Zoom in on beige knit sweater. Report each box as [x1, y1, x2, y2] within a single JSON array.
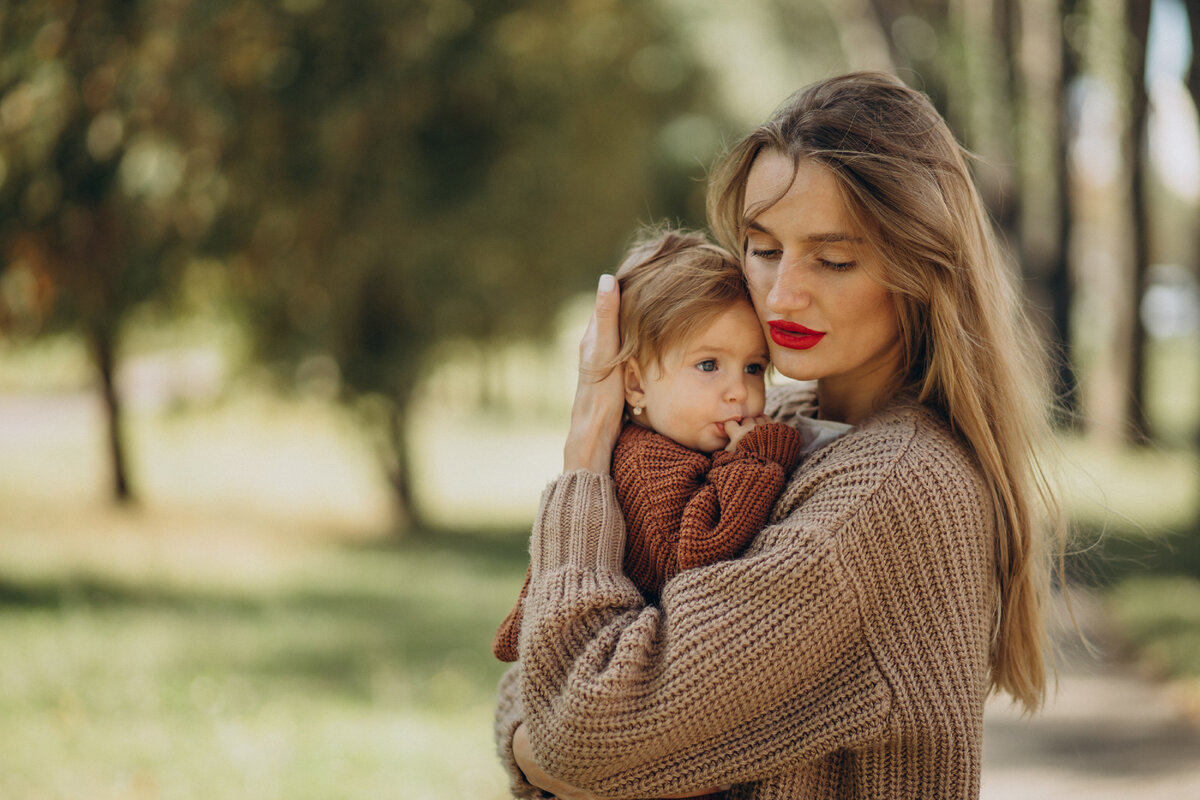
[[494, 388, 996, 799]]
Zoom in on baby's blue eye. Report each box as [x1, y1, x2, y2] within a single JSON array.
[[745, 363, 765, 376], [696, 360, 717, 372]]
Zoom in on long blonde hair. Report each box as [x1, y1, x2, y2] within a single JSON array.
[[708, 72, 1063, 712]]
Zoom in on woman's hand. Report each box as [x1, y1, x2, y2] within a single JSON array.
[[513, 723, 601, 800], [514, 723, 724, 800], [563, 274, 625, 474]]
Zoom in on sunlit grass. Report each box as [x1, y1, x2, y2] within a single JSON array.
[[0, 529, 524, 800], [1108, 575, 1200, 679]]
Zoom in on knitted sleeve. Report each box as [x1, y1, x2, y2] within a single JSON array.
[[518, 466, 892, 797], [613, 427, 711, 596], [676, 422, 803, 571]]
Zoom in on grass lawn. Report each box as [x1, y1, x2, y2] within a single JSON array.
[[0, 374, 536, 799], [0, 508, 527, 799]]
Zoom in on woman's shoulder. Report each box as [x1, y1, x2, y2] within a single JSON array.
[[855, 400, 981, 478], [771, 400, 985, 525]]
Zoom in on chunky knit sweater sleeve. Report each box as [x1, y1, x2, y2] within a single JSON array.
[[500, 402, 996, 799]]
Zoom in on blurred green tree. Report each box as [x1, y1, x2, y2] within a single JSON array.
[[0, 0, 722, 525], [206, 0, 720, 529], [0, 1, 222, 502]]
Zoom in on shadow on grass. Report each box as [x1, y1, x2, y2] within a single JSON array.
[[0, 525, 530, 708], [359, 524, 532, 569], [0, 572, 264, 612]]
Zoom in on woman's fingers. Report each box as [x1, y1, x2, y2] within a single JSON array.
[[579, 273, 620, 371], [514, 723, 602, 800], [591, 273, 620, 359], [564, 274, 625, 474]]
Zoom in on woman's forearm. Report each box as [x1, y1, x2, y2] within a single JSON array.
[[519, 463, 884, 795]]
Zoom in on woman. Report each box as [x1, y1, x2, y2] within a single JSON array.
[[495, 72, 1062, 799]]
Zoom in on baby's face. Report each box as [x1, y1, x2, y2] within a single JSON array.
[[635, 299, 769, 453]]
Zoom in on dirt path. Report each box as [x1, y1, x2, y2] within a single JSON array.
[[981, 590, 1200, 798]]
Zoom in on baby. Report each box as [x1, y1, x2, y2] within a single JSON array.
[[494, 229, 803, 664]]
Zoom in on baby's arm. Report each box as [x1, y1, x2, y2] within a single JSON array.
[[674, 422, 804, 571]]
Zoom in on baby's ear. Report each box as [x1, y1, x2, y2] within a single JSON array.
[[622, 360, 646, 408]]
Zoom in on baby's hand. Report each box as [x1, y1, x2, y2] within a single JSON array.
[[724, 415, 771, 451]]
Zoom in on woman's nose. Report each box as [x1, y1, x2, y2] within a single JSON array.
[[767, 260, 812, 311]]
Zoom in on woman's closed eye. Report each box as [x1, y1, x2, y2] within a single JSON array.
[[820, 258, 857, 271]]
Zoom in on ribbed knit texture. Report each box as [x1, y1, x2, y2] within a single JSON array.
[[493, 421, 803, 661], [494, 388, 996, 799]]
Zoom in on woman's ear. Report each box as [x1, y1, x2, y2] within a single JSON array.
[[623, 360, 646, 411]]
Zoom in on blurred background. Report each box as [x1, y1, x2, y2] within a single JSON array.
[[0, 0, 1197, 797]]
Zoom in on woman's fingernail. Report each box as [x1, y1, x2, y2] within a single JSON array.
[[598, 274, 615, 293]]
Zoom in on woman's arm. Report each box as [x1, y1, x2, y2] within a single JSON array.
[[519, 464, 890, 797], [493, 275, 631, 798], [515, 723, 723, 800]]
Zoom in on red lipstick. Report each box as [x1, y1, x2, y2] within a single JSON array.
[[768, 320, 825, 350]]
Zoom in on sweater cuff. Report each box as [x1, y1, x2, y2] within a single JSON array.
[[530, 470, 626, 576]]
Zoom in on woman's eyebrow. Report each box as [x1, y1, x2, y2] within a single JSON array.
[[807, 232, 864, 244], [745, 221, 863, 244]]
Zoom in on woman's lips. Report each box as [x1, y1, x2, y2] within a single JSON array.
[[768, 320, 825, 350]]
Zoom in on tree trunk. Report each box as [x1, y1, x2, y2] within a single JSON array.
[[1051, 0, 1082, 421], [370, 394, 420, 534], [1184, 0, 1200, 456], [1008, 0, 1079, 423], [813, 0, 897, 73], [1125, 0, 1153, 443], [1187, 0, 1200, 114], [90, 324, 134, 504]]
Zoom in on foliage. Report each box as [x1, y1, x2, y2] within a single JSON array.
[[0, 0, 230, 499], [0, 0, 723, 520], [206, 0, 722, 524]]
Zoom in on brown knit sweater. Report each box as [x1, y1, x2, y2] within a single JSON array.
[[493, 421, 804, 661], [494, 388, 997, 799]]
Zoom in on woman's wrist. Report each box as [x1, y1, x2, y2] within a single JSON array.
[[563, 411, 621, 474]]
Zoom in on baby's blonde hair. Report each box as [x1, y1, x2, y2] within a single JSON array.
[[608, 228, 752, 376]]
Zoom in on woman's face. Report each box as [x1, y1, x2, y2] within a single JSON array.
[[742, 152, 902, 422]]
